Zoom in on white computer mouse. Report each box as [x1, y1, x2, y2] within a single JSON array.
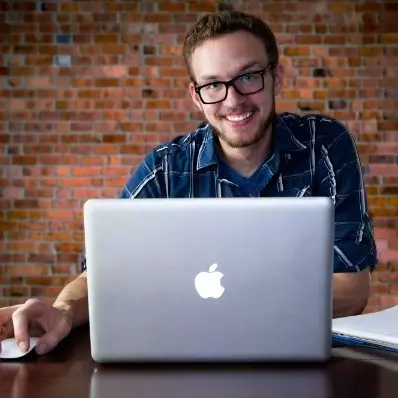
[[0, 337, 39, 359]]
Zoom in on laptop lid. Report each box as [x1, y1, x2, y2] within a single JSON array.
[[84, 197, 334, 363]]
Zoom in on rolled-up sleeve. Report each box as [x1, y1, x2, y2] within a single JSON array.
[[316, 121, 378, 273]]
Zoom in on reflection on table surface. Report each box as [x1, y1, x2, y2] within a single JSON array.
[[90, 366, 328, 398], [1, 326, 398, 398]]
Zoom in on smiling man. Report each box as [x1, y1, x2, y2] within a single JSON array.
[[0, 10, 377, 356]]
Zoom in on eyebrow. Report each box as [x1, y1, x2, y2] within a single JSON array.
[[198, 61, 263, 83]]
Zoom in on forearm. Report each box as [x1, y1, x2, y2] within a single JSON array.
[[52, 272, 89, 329], [332, 269, 370, 318]]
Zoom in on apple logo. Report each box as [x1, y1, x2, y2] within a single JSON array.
[[194, 263, 225, 299]]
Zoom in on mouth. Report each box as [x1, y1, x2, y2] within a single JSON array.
[[225, 112, 253, 122], [223, 111, 255, 126]]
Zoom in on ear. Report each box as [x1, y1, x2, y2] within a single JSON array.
[[189, 82, 203, 112], [273, 63, 284, 97]]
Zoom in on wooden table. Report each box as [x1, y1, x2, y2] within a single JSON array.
[[1, 325, 398, 398]]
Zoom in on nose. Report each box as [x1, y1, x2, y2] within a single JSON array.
[[223, 85, 246, 108]]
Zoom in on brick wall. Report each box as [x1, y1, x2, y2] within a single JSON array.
[[1, 0, 397, 312]]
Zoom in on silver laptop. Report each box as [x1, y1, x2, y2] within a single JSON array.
[[332, 305, 398, 352], [83, 197, 334, 363]]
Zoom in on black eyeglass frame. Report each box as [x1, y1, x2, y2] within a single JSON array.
[[194, 61, 276, 105]]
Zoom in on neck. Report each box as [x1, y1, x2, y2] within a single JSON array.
[[218, 131, 273, 178]]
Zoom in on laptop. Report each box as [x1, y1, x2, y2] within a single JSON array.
[[332, 305, 398, 353], [83, 197, 334, 363]]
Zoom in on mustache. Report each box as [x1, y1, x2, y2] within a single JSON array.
[[216, 107, 258, 118]]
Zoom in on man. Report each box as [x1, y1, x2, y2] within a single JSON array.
[[0, 10, 377, 356]]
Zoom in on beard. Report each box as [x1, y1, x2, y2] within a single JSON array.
[[208, 100, 276, 149]]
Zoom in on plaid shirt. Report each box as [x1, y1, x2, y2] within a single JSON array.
[[81, 112, 377, 273]]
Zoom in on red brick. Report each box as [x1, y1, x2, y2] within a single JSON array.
[[188, 1, 215, 12], [79, 157, 105, 166], [378, 121, 398, 131], [158, 2, 186, 12], [94, 34, 119, 44], [390, 241, 398, 250], [296, 35, 323, 45], [284, 46, 311, 56], [26, 277, 69, 286], [101, 66, 128, 78], [93, 122, 117, 133], [379, 295, 398, 309], [371, 283, 390, 295], [46, 210, 74, 220], [379, 251, 398, 263], [3, 286, 31, 297], [379, 34, 398, 44], [120, 144, 146, 154], [27, 254, 55, 263], [6, 242, 36, 252], [145, 57, 174, 67], [71, 166, 101, 176], [44, 232, 72, 242], [146, 100, 172, 109], [31, 287, 64, 297], [144, 13, 173, 23], [12, 156, 38, 165], [0, 266, 50, 276]]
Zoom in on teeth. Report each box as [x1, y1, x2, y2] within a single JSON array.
[[225, 112, 252, 122]]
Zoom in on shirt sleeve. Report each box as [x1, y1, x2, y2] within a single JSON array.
[[316, 121, 378, 273], [80, 151, 165, 271], [119, 151, 165, 199]]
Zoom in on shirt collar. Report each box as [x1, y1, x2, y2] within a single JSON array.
[[196, 123, 218, 170], [196, 114, 307, 170]]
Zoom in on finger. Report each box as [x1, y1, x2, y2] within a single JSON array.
[[0, 327, 3, 354], [0, 305, 20, 324], [0, 323, 12, 353], [0, 319, 16, 354], [29, 325, 45, 338], [0, 306, 19, 351], [35, 317, 71, 355], [0, 320, 14, 339], [0, 305, 22, 353], [11, 299, 41, 353], [11, 311, 30, 353], [0, 325, 8, 340]]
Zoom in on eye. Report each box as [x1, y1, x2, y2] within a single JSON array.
[[202, 83, 222, 91], [238, 73, 257, 83]]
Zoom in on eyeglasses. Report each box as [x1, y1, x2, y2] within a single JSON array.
[[194, 62, 275, 105]]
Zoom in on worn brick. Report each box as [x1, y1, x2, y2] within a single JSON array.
[[158, 2, 186, 12], [188, 1, 215, 13], [284, 46, 311, 57]]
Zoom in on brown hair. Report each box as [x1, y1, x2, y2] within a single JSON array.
[[183, 10, 279, 81]]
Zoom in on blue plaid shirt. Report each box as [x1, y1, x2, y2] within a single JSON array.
[[82, 112, 377, 273]]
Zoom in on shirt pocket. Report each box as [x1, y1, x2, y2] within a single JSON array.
[[279, 170, 313, 197]]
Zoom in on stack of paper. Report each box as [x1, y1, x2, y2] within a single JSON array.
[[332, 305, 398, 352]]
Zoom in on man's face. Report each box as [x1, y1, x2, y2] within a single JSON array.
[[189, 31, 283, 149]]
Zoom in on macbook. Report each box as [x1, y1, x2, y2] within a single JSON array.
[[83, 197, 334, 363]]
